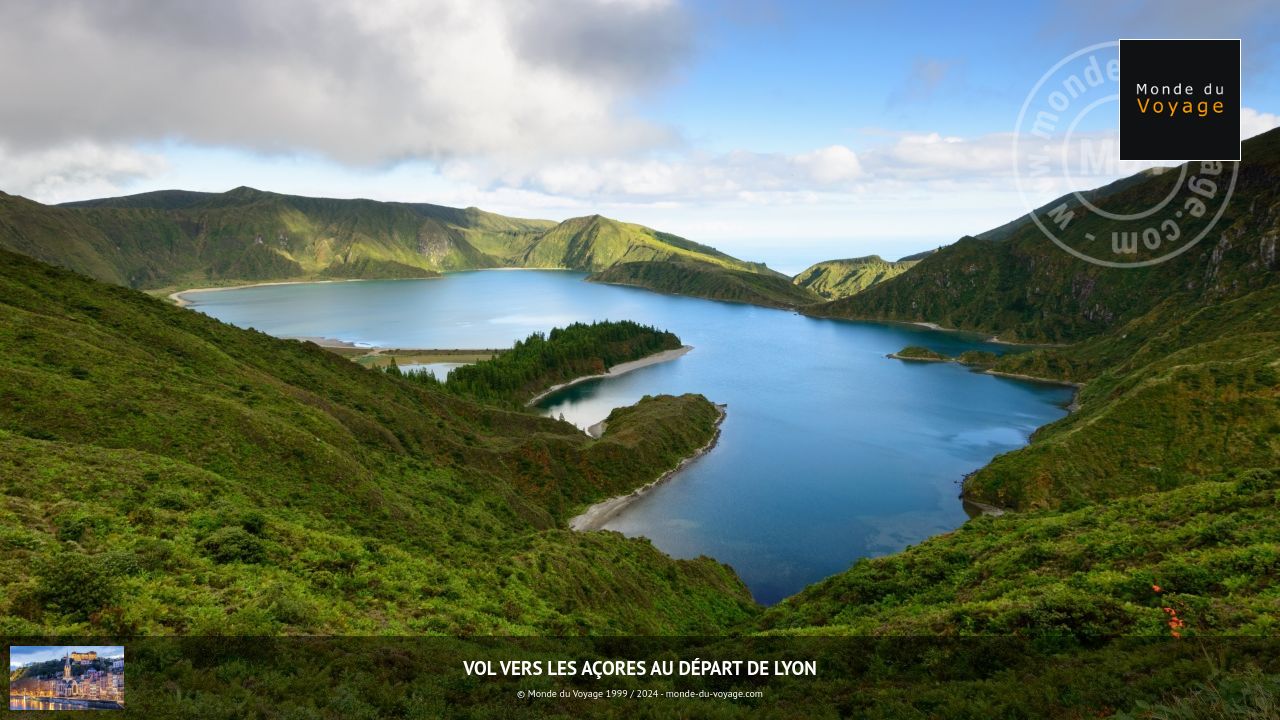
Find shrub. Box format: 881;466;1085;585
200;526;266;564
133;538;176;571
54;510;111;544
34;552;119;619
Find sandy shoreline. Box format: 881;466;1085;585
984;370;1082;412
569;404;726;532
526;345;693;406
166;275;447;308
168;279;368;308
908;320;1062;347
960;496;1007;518
982;369;1082;388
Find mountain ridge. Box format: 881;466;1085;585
0;187;768;292
792;255;918;300
802;128;1280;343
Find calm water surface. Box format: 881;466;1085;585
185;272;1072;603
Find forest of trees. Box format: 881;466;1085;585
393;320;681;406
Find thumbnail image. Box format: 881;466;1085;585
9;646;124;711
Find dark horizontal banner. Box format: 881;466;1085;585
6;636;1279;718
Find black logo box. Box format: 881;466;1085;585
1120;39;1241;161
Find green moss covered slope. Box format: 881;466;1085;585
0;247;755;635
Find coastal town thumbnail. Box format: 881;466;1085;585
9;646;124;711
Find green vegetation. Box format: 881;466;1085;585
1;183;838;311
0;188;775;292
805;130;1280;344
1;128;1277;718
590;260;819;308
515;214;766;273
733;130;1280;712
762;467;1280;636
955;349;999;368
785;129;1280;514
347;348;499;369
889;345;950;362
415;320;681;406
317;257;440;279
966;284;1280;510
792;255;917;300
0;247;754;635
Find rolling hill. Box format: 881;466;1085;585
805;128;1280;344
589;260;820;308
0;246;755;635
0;187;772;292
742;132;1280;716
792;255;918;300
1;130;1277;720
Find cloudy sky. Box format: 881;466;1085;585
1;0;1278;272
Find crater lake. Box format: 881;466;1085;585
181;271;1073;604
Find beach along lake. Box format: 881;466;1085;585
181;271;1073;604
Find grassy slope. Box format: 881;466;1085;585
0;188;783;294
761;467;1280;636
589;260;819;308
805;129;1280;344
792;255;917;300
519;214;764;273
787;128;1280;511
763;130;1280;673
0;192;196;287
0;247;755;635
968;286;1280;510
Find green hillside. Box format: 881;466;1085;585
760;133;1280;649
965;284;1280;510
516;214;765;273
589;260;819;308
735;136;1280;715
2;135;1277;720
0;247;755;635
792;255;917;300
0;188;775;293
805;129;1280;343
822;130;1280;512
762;467;1280;637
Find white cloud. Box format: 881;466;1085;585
0;0;689;166
863;132;1012;178
443;144;866;202
1242;108;1280;139
792;146;863;183
0;142;168;204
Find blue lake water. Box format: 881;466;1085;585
183;271;1072;604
